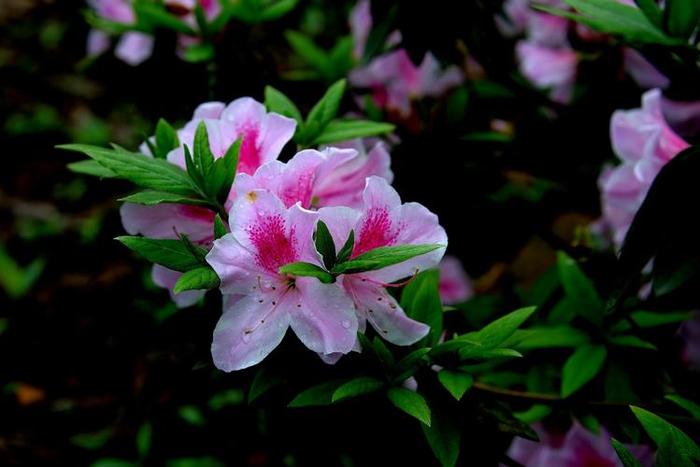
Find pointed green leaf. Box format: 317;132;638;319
173;267;219;293
437;370;473;401
665;395;700;420
561;344;607;397
332;244;444;275
119;191;210;207
631;406;700;465
155;119;179;159
336;229;355;264
68;160;118;178
264;86;303;125
214;214;228;240
278;262;334;283
314;220;336;270
312;120;395;145
387;387;431;426
331;377;383;402
288;381;341;407
558;252;604;325
117;236;206;272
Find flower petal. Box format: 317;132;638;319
120;203;215;244
344;277;429;345
152;264;204;308
211;293;291;371
114;32;154;66
288;277;358;355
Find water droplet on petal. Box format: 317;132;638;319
341;320;352;329
242;330;252;343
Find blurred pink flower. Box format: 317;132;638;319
508;423;653;467
121;98;296;307
598;89;689;247
438;256;473;305
318;177;447;345
516;41;578;104
86;0;154;65
350;49;463;117
206;190;358;371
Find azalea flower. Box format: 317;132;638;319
164;0;222;55
516;42;578;104
206;190;358;371
507;423;653;467
121;98;296;306
598;89;689;247
87;0;154;65
438;256;473;305
348;0;462;117
234;143;393;210
318;176;447;346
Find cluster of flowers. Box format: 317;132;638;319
87;0;220;65
347;0;464;117
497;0;668;103
120;97;476;371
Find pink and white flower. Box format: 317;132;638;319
318;176;447;346
206;190;358;371
598;89;689;247
121;98;297;306
438;255;473;305
350;49;463;117
87;0;154;66
234;143;393;210
516;42;578;104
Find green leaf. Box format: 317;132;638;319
561;344;607;397
611;311;692;332
332;244;444;275
278;262;334;283
331;377;383;402
314;220;336;270
558;252;604;325
611;438;643;467
535;0;683;46
312;120;395;145
665;394;700;420
182;42;215;63
208;389;244;410
515;404;552;424
285;30;332;79
70;428;113;450
154;119;179;159
393;348;431;382
194;121;215;174
457;346;522;360
608;335;656;350
256;0;299;21
264;86;303;125
178;405;205;426
214;214;228;240
335;230;355;264
437;370;474;401
635;0;663;27
58;144;197;196
508;325;590;350
136;422;152;458
400;269;443;346
288;381;341;407
68;160;117;178
665;0;700;39
90;459;135;467
386;387;431;426
371;336;395;368
208;137;241;203
248;365;284;404
301;79;346;144
119;190;210;207
0;247;46;300
422;407;461;467
631;406;700;465
117;236;206;272
166;458;225;467
173;267;219;293
133;2;196;34
466;306;537;349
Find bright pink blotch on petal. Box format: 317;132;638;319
438;256;473;305
206;190;358;371
508;423;654;467
318;177;447;346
